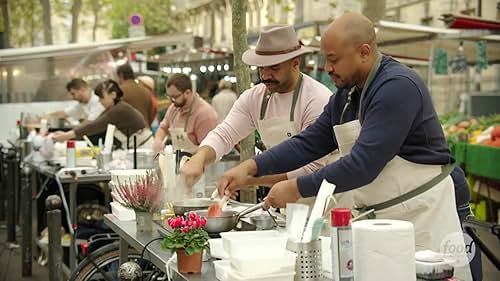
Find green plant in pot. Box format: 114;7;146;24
111;171;164;232
161;212;209;274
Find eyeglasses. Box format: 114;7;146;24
168;94;183;102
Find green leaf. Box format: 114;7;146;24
185;246;195;256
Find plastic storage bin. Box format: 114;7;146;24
214;260;231;281
214;257;295;281
230;250;296;277
220;230;287;257
209;238;228;259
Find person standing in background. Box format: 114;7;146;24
211;79;238;123
52;79;152;149
116;64;154;126
46;78;105;124
153;73;218;154
137;75;159;127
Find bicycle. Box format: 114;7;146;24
69;234;165;281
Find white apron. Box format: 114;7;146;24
333;54;472;280
257;75;345;209
168;97;198;154
257;75;319;208
114;128;153;149
257;74;303;148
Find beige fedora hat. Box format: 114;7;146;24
242;24;312;67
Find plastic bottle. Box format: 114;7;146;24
163;145;176;201
66;140;76;168
331;208;353;281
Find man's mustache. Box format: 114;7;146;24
262;79;279;84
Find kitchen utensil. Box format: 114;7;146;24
266;209;280;227
207;195;230;217
286;203;309;242
194;202;264;234
302;179;336;242
210;188;219;200
172;198;220;216
249;215;275;230
310;218;325;241
287;239;323;280
82;135;95;148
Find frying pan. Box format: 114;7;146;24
172;198;253;216
194;203;264;234
172;198;218;216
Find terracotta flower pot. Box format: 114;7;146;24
176;249;203;274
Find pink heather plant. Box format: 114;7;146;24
111;171;164;213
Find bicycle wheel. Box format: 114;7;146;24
69;242;157;281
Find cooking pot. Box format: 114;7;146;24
194;203;264;234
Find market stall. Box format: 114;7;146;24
442;113;500;222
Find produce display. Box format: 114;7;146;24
441;113;500;147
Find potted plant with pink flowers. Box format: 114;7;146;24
161;212;209;273
111;171;164;232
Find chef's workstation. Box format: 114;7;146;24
2;113;494;281
2;112;234;277
102;158;479;281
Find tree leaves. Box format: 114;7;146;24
3;0;177;47
106;0;177;39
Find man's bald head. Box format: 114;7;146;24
320;12;379;90
325;12;376;49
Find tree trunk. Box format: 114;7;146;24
231;0;256;203
70;0;82;43
39;0;53;45
362;0;386;23
91;0;99;42
1;0;10;48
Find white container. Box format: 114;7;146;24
230;250;296;277
214;258;295;281
110;169;150;187
213;260;230;281
209;238;228;259
227;268;295;281
220;230;287;257
110;202;135;221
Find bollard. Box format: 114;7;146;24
21;164;32;276
118;261;143;281
0;144;5;222
46;195;63;281
6;148;17;242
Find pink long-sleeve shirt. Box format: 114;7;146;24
159;95;218;145
200;74;333;179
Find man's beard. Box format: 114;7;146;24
174;101;186;108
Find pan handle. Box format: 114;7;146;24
236;202;265;219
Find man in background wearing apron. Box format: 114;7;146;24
218;12;474;280
181;25;334;195
153;73;218;154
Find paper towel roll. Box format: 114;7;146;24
352;219;416;281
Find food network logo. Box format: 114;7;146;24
440;232;476;267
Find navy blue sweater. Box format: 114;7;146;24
254;56;470;206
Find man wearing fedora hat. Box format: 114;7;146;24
181;24;333;189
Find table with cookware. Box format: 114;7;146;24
26;160;111;272
104;213;335;281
